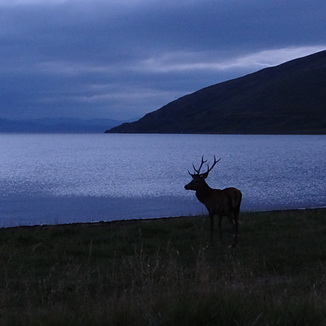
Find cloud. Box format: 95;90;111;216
138;46;326;73
0;0;325;120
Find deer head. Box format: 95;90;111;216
184;156;220;191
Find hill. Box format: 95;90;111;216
106;50;326;134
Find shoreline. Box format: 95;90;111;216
2;206;326;231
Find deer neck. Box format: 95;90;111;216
195;182;213;203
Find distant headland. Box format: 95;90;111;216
106;50;326;135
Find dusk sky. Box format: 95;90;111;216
1;0;325;121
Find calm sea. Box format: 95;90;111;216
0;133;325;227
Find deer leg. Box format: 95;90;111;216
208;211;214;237
218;215;222;239
231;213;239;247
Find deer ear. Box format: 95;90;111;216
200;172;208;179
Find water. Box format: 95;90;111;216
0;133;325;227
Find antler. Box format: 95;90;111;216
192;156;207;174
189;156;220;177
205;155;221;175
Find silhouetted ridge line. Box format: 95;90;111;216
106;50;326;134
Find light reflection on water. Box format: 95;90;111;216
0;133;325;227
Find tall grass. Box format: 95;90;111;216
0;209;325;325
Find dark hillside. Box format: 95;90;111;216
107;50;326;134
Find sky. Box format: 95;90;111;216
0;0;325;121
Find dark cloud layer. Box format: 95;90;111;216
0;0;325;120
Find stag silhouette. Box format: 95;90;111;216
185;156;242;246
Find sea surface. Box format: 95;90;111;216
0;133;325;227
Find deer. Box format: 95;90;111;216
184;156;242;247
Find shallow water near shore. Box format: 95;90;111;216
0;133;325;227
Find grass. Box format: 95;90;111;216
0;209;326;325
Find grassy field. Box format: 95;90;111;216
0;209;325;325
